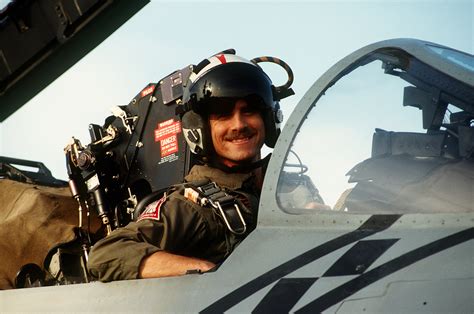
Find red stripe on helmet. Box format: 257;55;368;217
216;54;227;64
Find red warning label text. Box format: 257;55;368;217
154;119;182;157
141;84;156;98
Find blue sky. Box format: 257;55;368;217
0;0;472;179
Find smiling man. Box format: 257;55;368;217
88;52;288;281
210;99;265;167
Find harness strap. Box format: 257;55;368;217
184;181;247;235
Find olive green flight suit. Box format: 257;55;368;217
88;165;260;282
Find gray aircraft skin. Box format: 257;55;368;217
1;39;473;313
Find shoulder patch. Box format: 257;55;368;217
138;195;167;221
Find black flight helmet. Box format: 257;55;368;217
181;52;287;157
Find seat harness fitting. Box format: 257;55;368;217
184;180;247;235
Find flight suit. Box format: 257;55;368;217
88;164;260;282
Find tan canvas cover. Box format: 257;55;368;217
0;179;80;289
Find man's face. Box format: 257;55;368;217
209;99;265;167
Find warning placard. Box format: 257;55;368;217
140;84;156;98
154;119;182;158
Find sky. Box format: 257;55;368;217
0;0;472;180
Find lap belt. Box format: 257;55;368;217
184;180;247;235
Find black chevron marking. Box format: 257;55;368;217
323;239;399;276
200;215;401;313
252;277;318;314
295;227;474;313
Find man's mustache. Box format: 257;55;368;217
224;127;257;141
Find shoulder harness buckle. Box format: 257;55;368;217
184;181;247;235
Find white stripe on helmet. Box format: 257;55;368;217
188;54;256;84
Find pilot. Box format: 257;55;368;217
87;52;287;281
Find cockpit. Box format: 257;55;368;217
275;40;473;214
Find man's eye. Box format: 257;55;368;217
242;108;258;115
211;112;232;120
219;111;233;118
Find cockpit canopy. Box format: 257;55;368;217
275;39;473;214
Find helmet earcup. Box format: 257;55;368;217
263;106;283;148
182;111;210;156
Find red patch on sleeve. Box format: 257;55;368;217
138;195;166;221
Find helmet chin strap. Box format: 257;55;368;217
209;154;271;174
